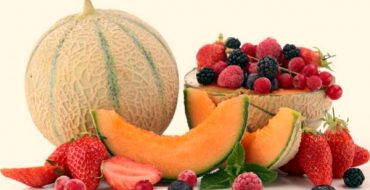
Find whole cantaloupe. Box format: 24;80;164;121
25;0;179;145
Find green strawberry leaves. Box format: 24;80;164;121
200;142;278;189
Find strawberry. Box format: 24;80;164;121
1;165;60;187
352;144;369;167
323;109;355;178
299;47;335;70
196;37;226;70
67;135;109;190
297;128;333;186
279;157;304;176
101;156;162;190
45;141;70;174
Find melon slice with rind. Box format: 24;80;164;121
92;95;249;179
242;107;302;170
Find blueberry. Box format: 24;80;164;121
343;168;365;188
271;78;279;91
245;73;259;89
311;185;335;190
168;180;192;190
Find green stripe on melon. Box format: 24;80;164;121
25;0;179;145
92;95;249;179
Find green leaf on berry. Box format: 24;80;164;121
314;47;335;71
200;169;232;190
225;142;245;177
243;163;278;185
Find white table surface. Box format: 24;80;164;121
1;0;370;189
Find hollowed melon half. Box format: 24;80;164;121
242;108;302;170
92;95;249;179
184;88;216;128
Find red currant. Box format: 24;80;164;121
301;64;319;77
306;75;322;91
241;43;256;57
277;73;293;89
178;170;197;188
134;180;154;190
254;77;271;94
326;84;343;100
319;71;333;87
288;57;305;73
64;179;86;190
54;176;70;190
293;74;306;89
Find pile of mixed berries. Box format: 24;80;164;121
196;35;343;100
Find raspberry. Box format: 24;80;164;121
293;74;306;89
306;75;322;91
177;170;197;188
256;37;282;59
319;71;333;87
211;61;228;76
241;43;256;58
326;84;342;100
196;44;226;70
288;57;305;73
134;180;153;190
254;77;271;94
217;66;244;88
244;73;259;89
278;73;293;89
196;68;216;85
227;49;249;67
248;62;258;74
283;44;300;60
343;168;365;188
225;37;241;49
301;64;319;77
257;56;279;80
232;172;263;190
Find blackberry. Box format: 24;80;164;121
343;168;365;188
227;49;249;67
283;44;300;60
168;180;192;190
196;67;216;85
225;37;241;49
257;56;279;80
311;185;336;190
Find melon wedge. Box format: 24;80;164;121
184;88;216;128
92;95;249;179
242;108;302;170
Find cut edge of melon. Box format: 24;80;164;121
267;111;302;169
91;95;250;179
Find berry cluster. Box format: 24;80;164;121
196;36;342;100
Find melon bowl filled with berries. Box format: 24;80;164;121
185;36;343;131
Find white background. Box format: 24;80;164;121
0;0;369;189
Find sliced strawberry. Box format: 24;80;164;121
352;144;370;167
1;165;59;187
101;156;162;190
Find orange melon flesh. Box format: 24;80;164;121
92;95;249;179
242;108;302;170
184;88;216;128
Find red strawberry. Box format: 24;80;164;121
352;144;369;167
67;135;109;190
323;109;355;178
299;47;334;70
45;142;70;174
279;157;304;176
196;43;226;70
297;129;333;186
101;156;162;190
1;166;59;187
